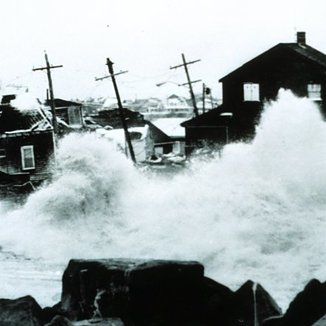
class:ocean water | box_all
[0,90,325,311]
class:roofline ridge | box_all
[219,42,326,82]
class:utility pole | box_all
[96,58,136,164]
[202,83,206,114]
[170,53,201,117]
[33,52,63,134]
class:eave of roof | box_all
[181,107,226,127]
[46,98,82,107]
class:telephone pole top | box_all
[96,58,136,164]
[33,52,63,134]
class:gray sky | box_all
[1,0,326,101]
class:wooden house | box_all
[0,93,55,191]
[45,98,84,130]
[182,32,326,154]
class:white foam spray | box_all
[0,90,325,310]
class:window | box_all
[243,83,260,101]
[68,106,82,126]
[21,146,35,170]
[307,84,321,100]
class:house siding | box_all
[0,131,54,176]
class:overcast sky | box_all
[1,0,326,101]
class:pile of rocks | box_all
[0,259,325,325]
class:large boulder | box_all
[262,315,283,326]
[0,295,43,326]
[281,279,326,325]
[72,318,124,325]
[230,280,282,325]
[199,276,234,324]
[60,259,205,323]
[44,315,74,326]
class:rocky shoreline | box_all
[0,258,325,325]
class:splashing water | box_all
[0,90,325,310]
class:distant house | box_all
[164,94,192,117]
[127,95,193,120]
[127,98,164,119]
[0,93,55,190]
[182,32,326,154]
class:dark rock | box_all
[0,295,43,326]
[42,303,67,325]
[281,279,326,326]
[198,276,233,323]
[45,315,74,325]
[60,258,205,323]
[230,280,282,326]
[262,315,283,325]
[72,318,124,325]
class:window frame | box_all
[307,83,321,100]
[21,145,36,170]
[243,82,260,102]
[67,106,83,126]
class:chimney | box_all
[297,31,306,45]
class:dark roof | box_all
[286,43,326,69]
[181,106,229,127]
[0,94,49,133]
[146,121,172,143]
[181,102,261,128]
[0,104,46,133]
[219,43,326,82]
[92,108,144,128]
[45,98,82,107]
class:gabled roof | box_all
[167,94,186,100]
[181,102,261,128]
[219,43,326,82]
[151,118,187,138]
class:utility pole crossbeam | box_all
[95,70,129,81]
[170,53,201,117]
[104,58,136,164]
[33,52,63,134]
[179,79,202,87]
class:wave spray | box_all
[0,90,325,309]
